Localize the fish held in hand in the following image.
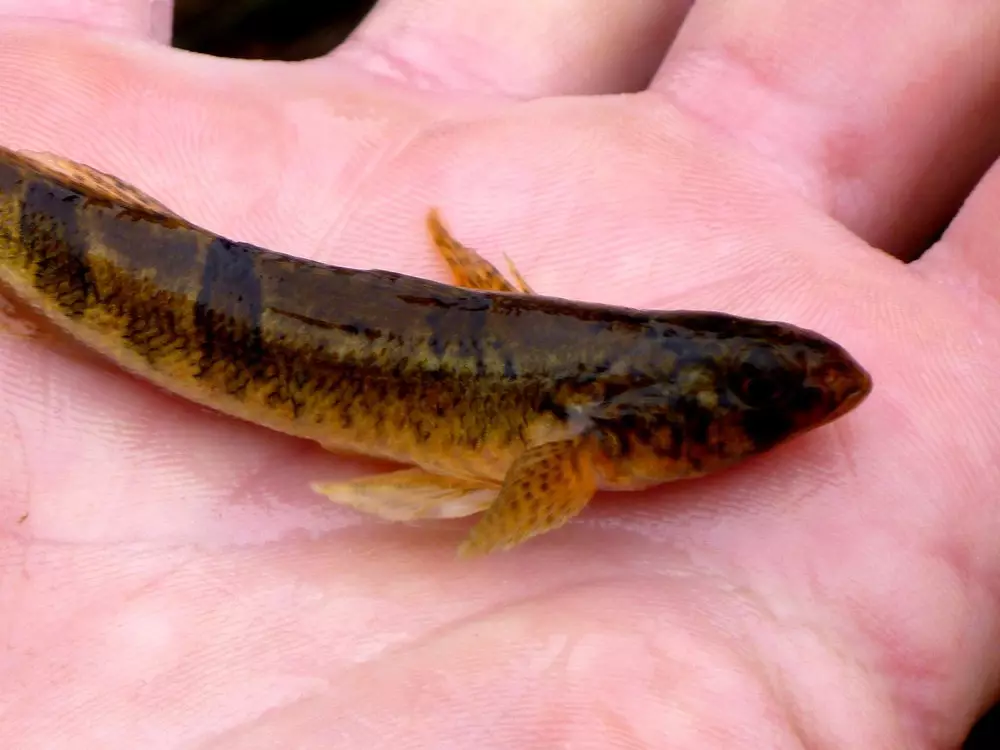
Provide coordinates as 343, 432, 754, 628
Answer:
0, 146, 872, 556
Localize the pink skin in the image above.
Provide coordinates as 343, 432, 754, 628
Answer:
2, 2, 1000, 747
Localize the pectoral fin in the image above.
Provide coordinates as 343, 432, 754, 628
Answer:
458, 439, 597, 557
311, 469, 500, 521
426, 208, 534, 294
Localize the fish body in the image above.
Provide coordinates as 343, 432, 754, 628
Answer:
0, 146, 872, 555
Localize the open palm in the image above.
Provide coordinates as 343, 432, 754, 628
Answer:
2, 3, 1000, 748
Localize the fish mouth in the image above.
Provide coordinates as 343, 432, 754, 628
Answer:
828, 363, 873, 421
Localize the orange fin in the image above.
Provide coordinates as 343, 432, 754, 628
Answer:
426, 208, 534, 294
18, 149, 183, 219
502, 251, 535, 294
311, 468, 500, 521
457, 439, 597, 557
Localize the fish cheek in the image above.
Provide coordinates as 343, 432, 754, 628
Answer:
739, 406, 798, 452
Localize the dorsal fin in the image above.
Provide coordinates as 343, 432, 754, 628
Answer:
17, 149, 184, 220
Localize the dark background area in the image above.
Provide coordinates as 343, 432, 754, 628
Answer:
170, 2, 999, 747
173, 0, 374, 60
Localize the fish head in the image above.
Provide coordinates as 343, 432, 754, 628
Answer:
576, 313, 872, 487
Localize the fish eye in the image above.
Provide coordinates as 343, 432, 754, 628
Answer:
729, 353, 798, 408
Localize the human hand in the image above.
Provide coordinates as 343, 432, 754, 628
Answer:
2, 2, 1000, 747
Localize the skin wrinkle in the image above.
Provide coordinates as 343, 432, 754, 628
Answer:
114, 547, 203, 608
644, 601, 812, 749
816, 419, 861, 490
839, 537, 969, 739
341, 30, 512, 95
657, 51, 833, 212
925, 157, 1000, 300
307, 122, 432, 260
758, 606, 890, 748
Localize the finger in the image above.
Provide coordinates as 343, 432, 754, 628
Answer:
914, 156, 1000, 301
0, 0, 172, 43
655, 1, 1000, 260
331, 0, 689, 98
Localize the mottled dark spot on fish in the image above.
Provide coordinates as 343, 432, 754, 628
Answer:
94, 215, 200, 299
617, 412, 638, 432
0, 158, 25, 195
397, 290, 492, 312
538, 393, 568, 420
614, 431, 631, 458
741, 409, 795, 451
199, 237, 263, 326
682, 404, 711, 446
423, 304, 489, 368
502, 355, 518, 380
425, 332, 443, 359
20, 176, 92, 317
195, 237, 265, 386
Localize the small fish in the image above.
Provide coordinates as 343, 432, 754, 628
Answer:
0, 146, 872, 556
